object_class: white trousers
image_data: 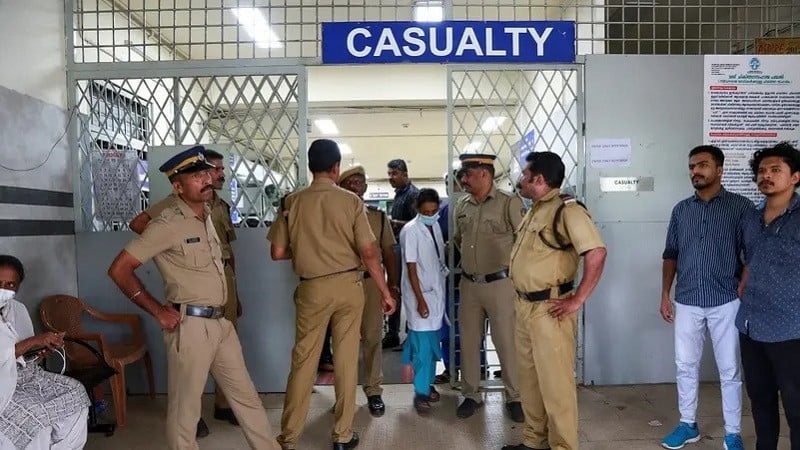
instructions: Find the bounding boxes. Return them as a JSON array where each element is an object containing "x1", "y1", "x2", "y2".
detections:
[{"x1": 674, "y1": 300, "x2": 742, "y2": 434}]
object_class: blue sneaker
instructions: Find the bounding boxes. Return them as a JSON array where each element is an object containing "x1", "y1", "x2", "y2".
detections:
[
  {"x1": 662, "y1": 422, "x2": 701, "y2": 449},
  {"x1": 723, "y1": 434, "x2": 744, "y2": 450}
]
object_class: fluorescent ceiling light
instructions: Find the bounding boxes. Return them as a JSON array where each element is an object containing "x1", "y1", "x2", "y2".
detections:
[
  {"x1": 481, "y1": 116, "x2": 507, "y2": 133},
  {"x1": 314, "y1": 119, "x2": 339, "y2": 135},
  {"x1": 338, "y1": 143, "x2": 352, "y2": 155},
  {"x1": 463, "y1": 141, "x2": 483, "y2": 153},
  {"x1": 231, "y1": 8, "x2": 283, "y2": 49},
  {"x1": 414, "y1": 1, "x2": 443, "y2": 22}
]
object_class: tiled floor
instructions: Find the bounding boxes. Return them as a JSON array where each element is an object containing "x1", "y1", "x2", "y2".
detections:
[{"x1": 85, "y1": 383, "x2": 790, "y2": 449}]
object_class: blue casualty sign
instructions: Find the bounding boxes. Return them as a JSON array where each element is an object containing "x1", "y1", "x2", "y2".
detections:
[{"x1": 321, "y1": 21, "x2": 575, "y2": 64}]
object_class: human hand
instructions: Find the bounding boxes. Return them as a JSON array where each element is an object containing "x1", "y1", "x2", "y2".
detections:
[
  {"x1": 36, "y1": 331, "x2": 65, "y2": 350},
  {"x1": 417, "y1": 300, "x2": 430, "y2": 319},
  {"x1": 382, "y1": 294, "x2": 397, "y2": 315},
  {"x1": 157, "y1": 305, "x2": 181, "y2": 331},
  {"x1": 547, "y1": 295, "x2": 583, "y2": 320},
  {"x1": 660, "y1": 296, "x2": 674, "y2": 324}
]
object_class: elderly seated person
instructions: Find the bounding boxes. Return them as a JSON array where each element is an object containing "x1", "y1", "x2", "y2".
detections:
[{"x1": 0, "y1": 255, "x2": 90, "y2": 450}]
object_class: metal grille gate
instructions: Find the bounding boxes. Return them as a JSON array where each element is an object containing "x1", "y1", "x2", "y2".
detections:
[
  {"x1": 446, "y1": 65, "x2": 584, "y2": 386},
  {"x1": 69, "y1": 67, "x2": 307, "y2": 232}
]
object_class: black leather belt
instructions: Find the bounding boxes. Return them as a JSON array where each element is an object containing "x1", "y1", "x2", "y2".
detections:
[
  {"x1": 463, "y1": 269, "x2": 509, "y2": 284},
  {"x1": 173, "y1": 304, "x2": 226, "y2": 319},
  {"x1": 518, "y1": 281, "x2": 575, "y2": 302},
  {"x1": 300, "y1": 268, "x2": 359, "y2": 282}
]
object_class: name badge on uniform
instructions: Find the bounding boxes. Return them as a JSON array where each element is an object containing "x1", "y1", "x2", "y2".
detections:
[{"x1": 185, "y1": 237, "x2": 201, "y2": 244}]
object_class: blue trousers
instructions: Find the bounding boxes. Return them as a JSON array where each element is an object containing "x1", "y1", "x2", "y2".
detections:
[{"x1": 403, "y1": 330, "x2": 442, "y2": 396}]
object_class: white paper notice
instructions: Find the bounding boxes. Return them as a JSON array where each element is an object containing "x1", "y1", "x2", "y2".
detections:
[
  {"x1": 703, "y1": 55, "x2": 800, "y2": 203},
  {"x1": 590, "y1": 139, "x2": 632, "y2": 168}
]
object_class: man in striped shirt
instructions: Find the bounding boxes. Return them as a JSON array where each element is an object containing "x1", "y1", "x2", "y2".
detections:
[{"x1": 660, "y1": 145, "x2": 753, "y2": 450}]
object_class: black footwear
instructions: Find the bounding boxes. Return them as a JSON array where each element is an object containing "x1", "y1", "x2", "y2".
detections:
[
  {"x1": 196, "y1": 418, "x2": 209, "y2": 438},
  {"x1": 413, "y1": 394, "x2": 432, "y2": 415},
  {"x1": 332, "y1": 432, "x2": 359, "y2": 449},
  {"x1": 506, "y1": 401, "x2": 524, "y2": 423},
  {"x1": 502, "y1": 445, "x2": 546, "y2": 450},
  {"x1": 456, "y1": 398, "x2": 483, "y2": 418},
  {"x1": 213, "y1": 407, "x2": 239, "y2": 426},
  {"x1": 381, "y1": 333, "x2": 400, "y2": 349},
  {"x1": 367, "y1": 395, "x2": 385, "y2": 417}
]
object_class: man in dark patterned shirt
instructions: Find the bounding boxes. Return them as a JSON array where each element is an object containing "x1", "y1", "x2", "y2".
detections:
[
  {"x1": 738, "y1": 142, "x2": 800, "y2": 450},
  {"x1": 384, "y1": 159, "x2": 419, "y2": 349}
]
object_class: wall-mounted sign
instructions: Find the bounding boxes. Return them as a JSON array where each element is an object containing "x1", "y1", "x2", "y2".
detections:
[
  {"x1": 367, "y1": 191, "x2": 391, "y2": 200},
  {"x1": 755, "y1": 37, "x2": 800, "y2": 55},
  {"x1": 321, "y1": 21, "x2": 575, "y2": 64},
  {"x1": 599, "y1": 176, "x2": 654, "y2": 192}
]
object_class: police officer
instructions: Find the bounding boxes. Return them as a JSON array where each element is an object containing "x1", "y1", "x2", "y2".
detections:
[
  {"x1": 502, "y1": 152, "x2": 607, "y2": 450},
  {"x1": 108, "y1": 146, "x2": 279, "y2": 450},
  {"x1": 268, "y1": 139, "x2": 396, "y2": 450},
  {"x1": 453, "y1": 154, "x2": 524, "y2": 422},
  {"x1": 338, "y1": 165, "x2": 400, "y2": 416},
  {"x1": 129, "y1": 147, "x2": 241, "y2": 436}
]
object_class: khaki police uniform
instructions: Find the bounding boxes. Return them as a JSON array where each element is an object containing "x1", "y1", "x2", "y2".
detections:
[
  {"x1": 146, "y1": 191, "x2": 240, "y2": 409},
  {"x1": 509, "y1": 188, "x2": 605, "y2": 450},
  {"x1": 267, "y1": 178, "x2": 376, "y2": 448},
  {"x1": 361, "y1": 205, "x2": 395, "y2": 397},
  {"x1": 454, "y1": 187, "x2": 524, "y2": 404},
  {"x1": 126, "y1": 196, "x2": 278, "y2": 450}
]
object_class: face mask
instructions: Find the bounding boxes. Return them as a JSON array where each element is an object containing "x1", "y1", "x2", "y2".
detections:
[
  {"x1": 0, "y1": 288, "x2": 15, "y2": 308},
  {"x1": 418, "y1": 213, "x2": 440, "y2": 226}
]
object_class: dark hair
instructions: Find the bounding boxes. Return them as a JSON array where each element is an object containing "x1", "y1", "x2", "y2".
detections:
[
  {"x1": 750, "y1": 141, "x2": 800, "y2": 186},
  {"x1": 689, "y1": 145, "x2": 724, "y2": 166},
  {"x1": 307, "y1": 139, "x2": 341, "y2": 173},
  {"x1": 0, "y1": 255, "x2": 25, "y2": 283},
  {"x1": 416, "y1": 188, "x2": 440, "y2": 208},
  {"x1": 387, "y1": 159, "x2": 408, "y2": 173},
  {"x1": 202, "y1": 149, "x2": 224, "y2": 161},
  {"x1": 525, "y1": 151, "x2": 565, "y2": 189}
]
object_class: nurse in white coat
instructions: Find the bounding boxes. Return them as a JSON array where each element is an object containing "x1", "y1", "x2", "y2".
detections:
[
  {"x1": 399, "y1": 189, "x2": 448, "y2": 415},
  {"x1": 0, "y1": 255, "x2": 89, "y2": 450}
]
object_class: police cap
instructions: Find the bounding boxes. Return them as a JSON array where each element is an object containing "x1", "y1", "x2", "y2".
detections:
[{"x1": 159, "y1": 145, "x2": 215, "y2": 178}]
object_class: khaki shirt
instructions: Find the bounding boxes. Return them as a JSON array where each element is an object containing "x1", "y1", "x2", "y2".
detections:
[
  {"x1": 454, "y1": 187, "x2": 525, "y2": 275},
  {"x1": 509, "y1": 189, "x2": 605, "y2": 293},
  {"x1": 126, "y1": 196, "x2": 227, "y2": 306},
  {"x1": 362, "y1": 205, "x2": 396, "y2": 269},
  {"x1": 147, "y1": 192, "x2": 237, "y2": 260},
  {"x1": 267, "y1": 178, "x2": 376, "y2": 279}
]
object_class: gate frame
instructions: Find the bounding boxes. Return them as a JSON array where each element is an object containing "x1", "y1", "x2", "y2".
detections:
[{"x1": 445, "y1": 63, "x2": 587, "y2": 387}]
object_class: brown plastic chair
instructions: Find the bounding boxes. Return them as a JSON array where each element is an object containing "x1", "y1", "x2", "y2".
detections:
[{"x1": 39, "y1": 295, "x2": 155, "y2": 427}]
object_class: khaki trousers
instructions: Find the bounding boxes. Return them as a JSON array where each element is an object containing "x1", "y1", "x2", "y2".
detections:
[
  {"x1": 164, "y1": 316, "x2": 279, "y2": 450},
  {"x1": 361, "y1": 278, "x2": 383, "y2": 397},
  {"x1": 278, "y1": 272, "x2": 365, "y2": 448},
  {"x1": 459, "y1": 277, "x2": 520, "y2": 402},
  {"x1": 215, "y1": 264, "x2": 239, "y2": 409},
  {"x1": 514, "y1": 296, "x2": 579, "y2": 450}
]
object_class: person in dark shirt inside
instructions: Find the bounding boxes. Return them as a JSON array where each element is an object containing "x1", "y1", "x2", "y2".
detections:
[{"x1": 384, "y1": 159, "x2": 420, "y2": 349}]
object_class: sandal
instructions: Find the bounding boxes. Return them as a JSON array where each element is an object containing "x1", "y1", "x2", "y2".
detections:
[
  {"x1": 428, "y1": 386, "x2": 441, "y2": 403},
  {"x1": 414, "y1": 394, "x2": 432, "y2": 415}
]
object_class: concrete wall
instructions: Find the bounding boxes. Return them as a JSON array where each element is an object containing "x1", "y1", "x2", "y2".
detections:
[{"x1": 0, "y1": 1, "x2": 74, "y2": 328}]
